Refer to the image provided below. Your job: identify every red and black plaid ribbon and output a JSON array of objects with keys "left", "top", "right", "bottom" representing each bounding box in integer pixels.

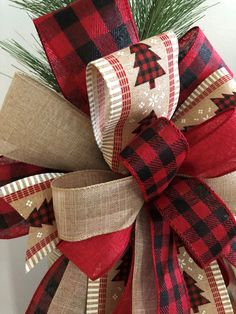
[
  {"left": 0, "top": 156, "right": 47, "bottom": 187},
  {"left": 154, "top": 176, "right": 236, "bottom": 266},
  {"left": 120, "top": 110, "right": 236, "bottom": 313},
  {"left": 121, "top": 117, "right": 188, "bottom": 201},
  {"left": 26, "top": 255, "right": 69, "bottom": 314},
  {"left": 34, "top": 0, "right": 139, "bottom": 115},
  {"left": 150, "top": 208, "right": 190, "bottom": 313},
  {"left": 178, "top": 27, "right": 233, "bottom": 106}
]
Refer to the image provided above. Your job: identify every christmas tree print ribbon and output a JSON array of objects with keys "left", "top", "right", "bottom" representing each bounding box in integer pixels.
[
  {"left": 87, "top": 31, "right": 179, "bottom": 173},
  {"left": 0, "top": 15, "right": 236, "bottom": 314},
  {"left": 0, "top": 172, "right": 63, "bottom": 272}
]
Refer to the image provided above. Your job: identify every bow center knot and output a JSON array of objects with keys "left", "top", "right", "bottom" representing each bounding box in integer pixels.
[{"left": 120, "top": 113, "right": 189, "bottom": 202}]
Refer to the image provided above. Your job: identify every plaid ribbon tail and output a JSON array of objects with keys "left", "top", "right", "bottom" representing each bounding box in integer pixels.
[
  {"left": 26, "top": 255, "right": 69, "bottom": 314},
  {"left": 154, "top": 176, "right": 236, "bottom": 268},
  {"left": 149, "top": 208, "right": 190, "bottom": 313},
  {"left": 223, "top": 236, "right": 236, "bottom": 267},
  {"left": 0, "top": 156, "right": 48, "bottom": 187}
]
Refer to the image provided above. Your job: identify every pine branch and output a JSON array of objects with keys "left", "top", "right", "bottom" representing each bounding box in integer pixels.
[
  {"left": 129, "top": 0, "right": 216, "bottom": 40},
  {"left": 0, "top": 39, "right": 59, "bottom": 91},
  {"left": 10, "top": 0, "right": 74, "bottom": 17}
]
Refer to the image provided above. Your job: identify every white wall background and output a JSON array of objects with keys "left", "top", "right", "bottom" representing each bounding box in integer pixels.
[{"left": 0, "top": 0, "right": 236, "bottom": 313}]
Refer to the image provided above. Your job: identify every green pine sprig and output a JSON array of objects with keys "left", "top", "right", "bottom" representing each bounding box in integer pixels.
[
  {"left": 129, "top": 0, "right": 216, "bottom": 40},
  {"left": 1, "top": 0, "right": 215, "bottom": 91},
  {"left": 0, "top": 39, "right": 59, "bottom": 91},
  {"left": 9, "top": 0, "right": 74, "bottom": 17}
]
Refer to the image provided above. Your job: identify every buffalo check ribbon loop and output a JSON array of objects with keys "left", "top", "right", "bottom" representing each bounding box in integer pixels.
[{"left": 119, "top": 111, "right": 236, "bottom": 313}]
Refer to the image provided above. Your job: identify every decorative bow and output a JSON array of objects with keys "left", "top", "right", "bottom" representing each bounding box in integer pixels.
[{"left": 0, "top": 0, "right": 236, "bottom": 313}]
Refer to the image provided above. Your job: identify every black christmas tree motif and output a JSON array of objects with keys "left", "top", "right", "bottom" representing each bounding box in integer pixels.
[
  {"left": 130, "top": 43, "right": 166, "bottom": 89},
  {"left": 27, "top": 199, "right": 55, "bottom": 228},
  {"left": 183, "top": 271, "right": 210, "bottom": 313},
  {"left": 211, "top": 92, "right": 236, "bottom": 113},
  {"left": 112, "top": 246, "right": 132, "bottom": 285},
  {"left": 132, "top": 110, "right": 157, "bottom": 135}
]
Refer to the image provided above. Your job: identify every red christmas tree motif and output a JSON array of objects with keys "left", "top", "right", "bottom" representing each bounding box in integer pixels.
[
  {"left": 211, "top": 92, "right": 236, "bottom": 113},
  {"left": 130, "top": 43, "right": 166, "bottom": 89},
  {"left": 112, "top": 246, "right": 132, "bottom": 285},
  {"left": 183, "top": 271, "right": 210, "bottom": 313}
]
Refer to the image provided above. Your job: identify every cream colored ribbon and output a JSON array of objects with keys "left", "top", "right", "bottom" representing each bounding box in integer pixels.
[{"left": 0, "top": 73, "right": 107, "bottom": 172}]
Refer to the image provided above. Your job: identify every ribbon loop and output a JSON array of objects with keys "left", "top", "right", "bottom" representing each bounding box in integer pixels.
[
  {"left": 52, "top": 170, "right": 143, "bottom": 241},
  {"left": 87, "top": 31, "right": 180, "bottom": 173},
  {"left": 34, "top": 0, "right": 139, "bottom": 115},
  {"left": 120, "top": 117, "right": 188, "bottom": 202},
  {"left": 181, "top": 108, "right": 236, "bottom": 178}
]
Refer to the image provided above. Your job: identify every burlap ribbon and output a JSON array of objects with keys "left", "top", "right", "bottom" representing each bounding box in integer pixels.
[{"left": 1, "top": 25, "right": 236, "bottom": 313}]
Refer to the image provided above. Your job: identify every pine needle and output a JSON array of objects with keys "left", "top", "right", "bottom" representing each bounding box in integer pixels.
[
  {"left": 129, "top": 0, "right": 216, "bottom": 40},
  {"left": 0, "top": 40, "right": 59, "bottom": 91},
  {"left": 10, "top": 0, "right": 74, "bottom": 17}
]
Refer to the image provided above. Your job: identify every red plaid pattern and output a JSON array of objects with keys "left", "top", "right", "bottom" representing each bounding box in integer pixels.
[
  {"left": 34, "top": 0, "right": 139, "bottom": 115},
  {"left": 26, "top": 255, "right": 69, "bottom": 314},
  {"left": 120, "top": 114, "right": 236, "bottom": 313},
  {"left": 130, "top": 43, "right": 166, "bottom": 89},
  {"left": 0, "top": 156, "right": 47, "bottom": 187},
  {"left": 178, "top": 27, "right": 233, "bottom": 106},
  {"left": 223, "top": 236, "right": 236, "bottom": 267},
  {"left": 150, "top": 207, "right": 190, "bottom": 313},
  {"left": 211, "top": 92, "right": 236, "bottom": 113},
  {"left": 154, "top": 176, "right": 236, "bottom": 267},
  {"left": 0, "top": 198, "right": 29, "bottom": 239},
  {"left": 27, "top": 199, "right": 55, "bottom": 228},
  {"left": 120, "top": 117, "right": 188, "bottom": 202}
]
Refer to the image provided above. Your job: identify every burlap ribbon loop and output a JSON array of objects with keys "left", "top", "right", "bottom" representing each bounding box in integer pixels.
[{"left": 52, "top": 170, "right": 143, "bottom": 241}]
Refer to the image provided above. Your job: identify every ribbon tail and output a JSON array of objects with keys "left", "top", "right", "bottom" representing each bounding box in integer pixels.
[
  {"left": 48, "top": 261, "right": 87, "bottom": 313},
  {"left": 58, "top": 226, "right": 133, "bottom": 280},
  {"left": 132, "top": 209, "right": 157, "bottom": 313},
  {"left": 223, "top": 236, "right": 236, "bottom": 268},
  {"left": 113, "top": 260, "right": 133, "bottom": 314},
  {"left": 149, "top": 205, "right": 190, "bottom": 314},
  {"left": 26, "top": 255, "right": 69, "bottom": 314},
  {"left": 154, "top": 176, "right": 236, "bottom": 268}
]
